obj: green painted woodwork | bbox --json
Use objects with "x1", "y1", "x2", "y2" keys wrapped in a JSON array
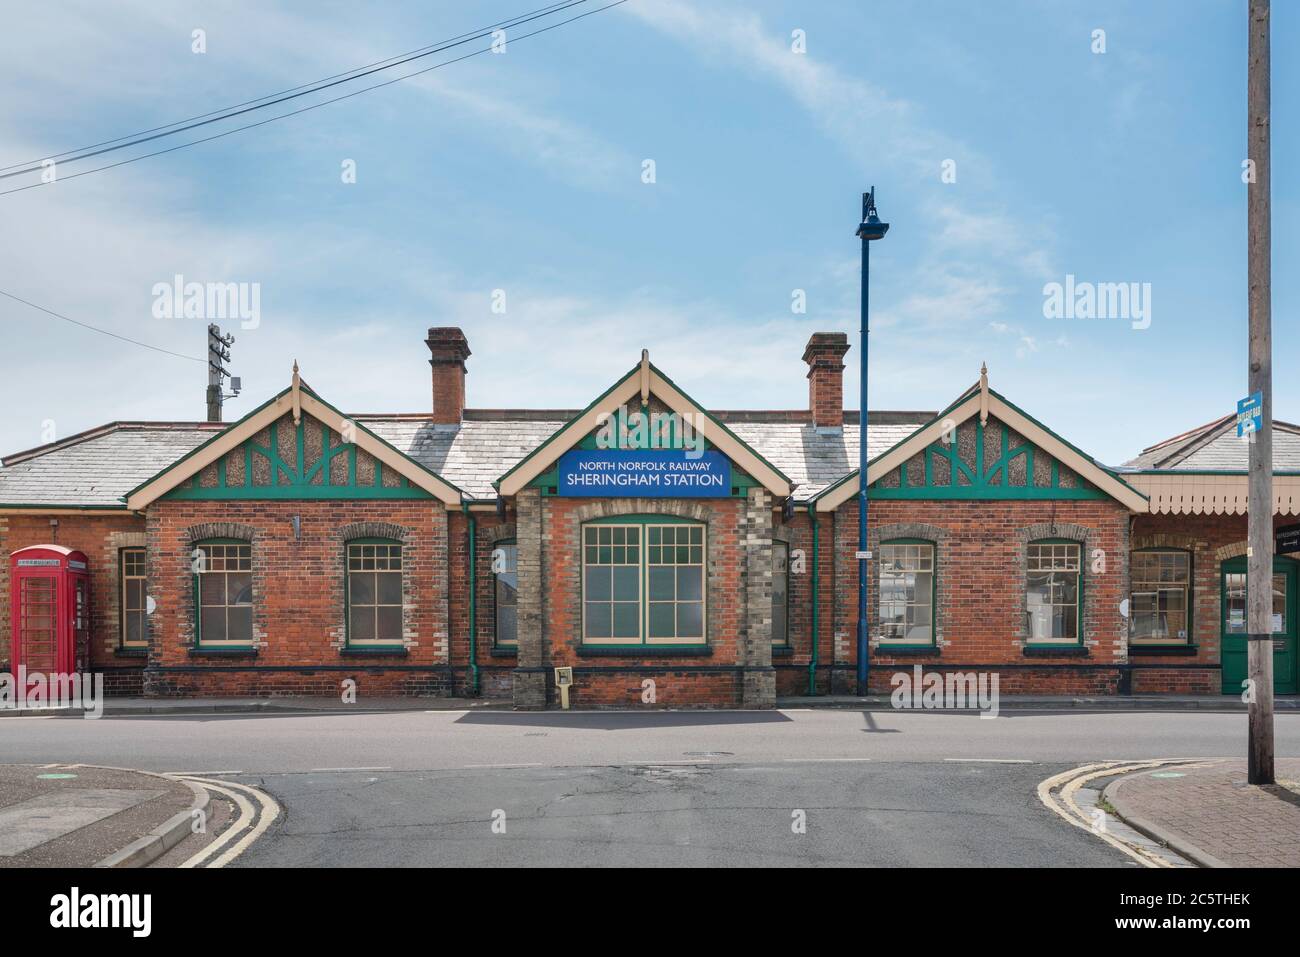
[
  {"x1": 870, "y1": 419, "x2": 1107, "y2": 501},
  {"x1": 163, "y1": 416, "x2": 433, "y2": 501},
  {"x1": 1220, "y1": 556, "x2": 1299, "y2": 696}
]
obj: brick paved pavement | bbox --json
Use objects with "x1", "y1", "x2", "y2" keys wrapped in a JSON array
[{"x1": 1106, "y1": 758, "x2": 1300, "y2": 867}]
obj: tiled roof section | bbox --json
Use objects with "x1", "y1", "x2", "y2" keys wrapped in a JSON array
[
  {"x1": 0, "y1": 410, "x2": 933, "y2": 507},
  {"x1": 727, "y1": 415, "x2": 929, "y2": 500},
  {"x1": 1124, "y1": 419, "x2": 1300, "y2": 471},
  {"x1": 363, "y1": 410, "x2": 932, "y2": 501},
  {"x1": 0, "y1": 424, "x2": 222, "y2": 507},
  {"x1": 360, "y1": 415, "x2": 569, "y2": 500}
]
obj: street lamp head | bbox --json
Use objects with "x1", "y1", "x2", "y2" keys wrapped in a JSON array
[{"x1": 856, "y1": 187, "x2": 890, "y2": 241}]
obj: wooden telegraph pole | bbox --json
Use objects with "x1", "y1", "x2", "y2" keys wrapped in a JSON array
[{"x1": 1246, "y1": 0, "x2": 1274, "y2": 785}]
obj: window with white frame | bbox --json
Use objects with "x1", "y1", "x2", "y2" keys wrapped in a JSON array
[
  {"x1": 1026, "y1": 541, "x2": 1081, "y2": 643},
  {"x1": 772, "y1": 540, "x2": 790, "y2": 646},
  {"x1": 1130, "y1": 550, "x2": 1190, "y2": 643},
  {"x1": 495, "y1": 541, "x2": 518, "y2": 647},
  {"x1": 878, "y1": 541, "x2": 935, "y2": 644}
]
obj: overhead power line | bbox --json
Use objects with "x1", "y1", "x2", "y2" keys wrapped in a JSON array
[
  {"x1": 0, "y1": 288, "x2": 206, "y2": 362},
  {"x1": 0, "y1": 0, "x2": 590, "y2": 180},
  {"x1": 0, "y1": 0, "x2": 629, "y2": 198}
]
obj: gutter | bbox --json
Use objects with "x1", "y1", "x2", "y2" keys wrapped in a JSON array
[
  {"x1": 807, "y1": 501, "x2": 819, "y2": 696},
  {"x1": 463, "y1": 504, "x2": 480, "y2": 696}
]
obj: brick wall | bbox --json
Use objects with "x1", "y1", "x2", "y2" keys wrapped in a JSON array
[
  {"x1": 142, "y1": 500, "x2": 449, "y2": 697},
  {"x1": 816, "y1": 499, "x2": 1132, "y2": 694},
  {"x1": 0, "y1": 512, "x2": 148, "y2": 692},
  {"x1": 1127, "y1": 512, "x2": 1298, "y2": 694},
  {"x1": 514, "y1": 491, "x2": 772, "y2": 709}
]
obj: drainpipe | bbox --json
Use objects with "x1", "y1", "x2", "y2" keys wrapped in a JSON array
[
  {"x1": 807, "y1": 502, "x2": 820, "y2": 696},
  {"x1": 463, "y1": 504, "x2": 480, "y2": 696}
]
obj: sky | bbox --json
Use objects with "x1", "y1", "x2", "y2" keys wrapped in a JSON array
[{"x1": 0, "y1": 0, "x2": 1294, "y2": 466}]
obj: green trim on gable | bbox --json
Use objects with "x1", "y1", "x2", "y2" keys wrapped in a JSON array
[
  {"x1": 493, "y1": 361, "x2": 792, "y2": 493},
  {"x1": 122, "y1": 381, "x2": 462, "y2": 505},
  {"x1": 164, "y1": 415, "x2": 433, "y2": 501},
  {"x1": 870, "y1": 418, "x2": 1108, "y2": 501}
]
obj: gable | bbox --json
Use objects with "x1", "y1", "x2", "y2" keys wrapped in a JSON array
[
  {"x1": 525, "y1": 395, "x2": 765, "y2": 498},
  {"x1": 813, "y1": 386, "x2": 1147, "y2": 512},
  {"x1": 869, "y1": 413, "x2": 1106, "y2": 500},
  {"x1": 124, "y1": 382, "x2": 462, "y2": 510},
  {"x1": 495, "y1": 357, "x2": 792, "y2": 498},
  {"x1": 161, "y1": 410, "x2": 435, "y2": 501}
]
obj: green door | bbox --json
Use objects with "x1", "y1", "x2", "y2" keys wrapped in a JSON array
[{"x1": 1221, "y1": 557, "x2": 1299, "y2": 695}]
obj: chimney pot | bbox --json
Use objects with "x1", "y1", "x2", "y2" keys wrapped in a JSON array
[
  {"x1": 426, "y1": 327, "x2": 471, "y2": 425},
  {"x1": 802, "y1": 332, "x2": 850, "y2": 429}
]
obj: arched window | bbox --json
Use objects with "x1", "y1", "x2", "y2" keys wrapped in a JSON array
[
  {"x1": 1025, "y1": 539, "x2": 1081, "y2": 644},
  {"x1": 346, "y1": 539, "x2": 403, "y2": 646},
  {"x1": 1130, "y1": 549, "x2": 1191, "y2": 644},
  {"x1": 772, "y1": 541, "x2": 790, "y2": 647},
  {"x1": 193, "y1": 539, "x2": 253, "y2": 647},
  {"x1": 119, "y1": 547, "x2": 148, "y2": 649},
  {"x1": 878, "y1": 539, "x2": 935, "y2": 645},
  {"x1": 494, "y1": 540, "x2": 518, "y2": 648}
]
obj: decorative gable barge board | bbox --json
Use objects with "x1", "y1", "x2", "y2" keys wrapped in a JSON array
[
  {"x1": 162, "y1": 413, "x2": 432, "y2": 501},
  {"x1": 495, "y1": 361, "x2": 792, "y2": 499},
  {"x1": 123, "y1": 384, "x2": 462, "y2": 511},
  {"x1": 811, "y1": 389, "x2": 1147, "y2": 513}
]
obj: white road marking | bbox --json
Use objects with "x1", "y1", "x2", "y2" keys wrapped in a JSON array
[
  {"x1": 783, "y1": 757, "x2": 873, "y2": 763},
  {"x1": 461, "y1": 762, "x2": 544, "y2": 769},
  {"x1": 167, "y1": 770, "x2": 244, "y2": 776},
  {"x1": 308, "y1": 766, "x2": 392, "y2": 772},
  {"x1": 943, "y1": 758, "x2": 1033, "y2": 764}
]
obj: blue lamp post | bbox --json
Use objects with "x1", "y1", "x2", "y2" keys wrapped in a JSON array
[{"x1": 855, "y1": 188, "x2": 888, "y2": 697}]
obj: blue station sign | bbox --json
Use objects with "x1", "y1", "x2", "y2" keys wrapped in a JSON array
[{"x1": 557, "y1": 449, "x2": 732, "y2": 498}]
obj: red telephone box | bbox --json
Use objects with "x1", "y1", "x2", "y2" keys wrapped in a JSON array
[{"x1": 9, "y1": 545, "x2": 89, "y2": 677}]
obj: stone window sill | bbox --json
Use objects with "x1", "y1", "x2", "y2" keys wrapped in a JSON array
[
  {"x1": 489, "y1": 647, "x2": 518, "y2": 658},
  {"x1": 577, "y1": 645, "x2": 712, "y2": 657},
  {"x1": 189, "y1": 647, "x2": 258, "y2": 658},
  {"x1": 115, "y1": 647, "x2": 148, "y2": 658},
  {"x1": 340, "y1": 646, "x2": 409, "y2": 657},
  {"x1": 1128, "y1": 644, "x2": 1199, "y2": 657},
  {"x1": 1022, "y1": 645, "x2": 1089, "y2": 658},
  {"x1": 873, "y1": 645, "x2": 940, "y2": 657}
]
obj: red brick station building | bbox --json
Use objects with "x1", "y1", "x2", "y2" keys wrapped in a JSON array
[{"x1": 3, "y1": 328, "x2": 1299, "y2": 708}]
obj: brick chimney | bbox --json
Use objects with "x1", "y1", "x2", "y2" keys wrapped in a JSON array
[
  {"x1": 426, "y1": 327, "x2": 471, "y2": 425},
  {"x1": 802, "y1": 332, "x2": 850, "y2": 429}
]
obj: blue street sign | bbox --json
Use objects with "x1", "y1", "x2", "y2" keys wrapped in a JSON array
[
  {"x1": 557, "y1": 449, "x2": 731, "y2": 498},
  {"x1": 1237, "y1": 392, "x2": 1263, "y2": 437}
]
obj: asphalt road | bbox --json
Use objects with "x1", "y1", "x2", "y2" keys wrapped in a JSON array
[{"x1": 3, "y1": 708, "x2": 1297, "y2": 866}]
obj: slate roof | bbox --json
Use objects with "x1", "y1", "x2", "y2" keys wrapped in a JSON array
[
  {"x1": 1123, "y1": 417, "x2": 1300, "y2": 472},
  {"x1": 0, "y1": 424, "x2": 223, "y2": 508},
  {"x1": 0, "y1": 410, "x2": 933, "y2": 507}
]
